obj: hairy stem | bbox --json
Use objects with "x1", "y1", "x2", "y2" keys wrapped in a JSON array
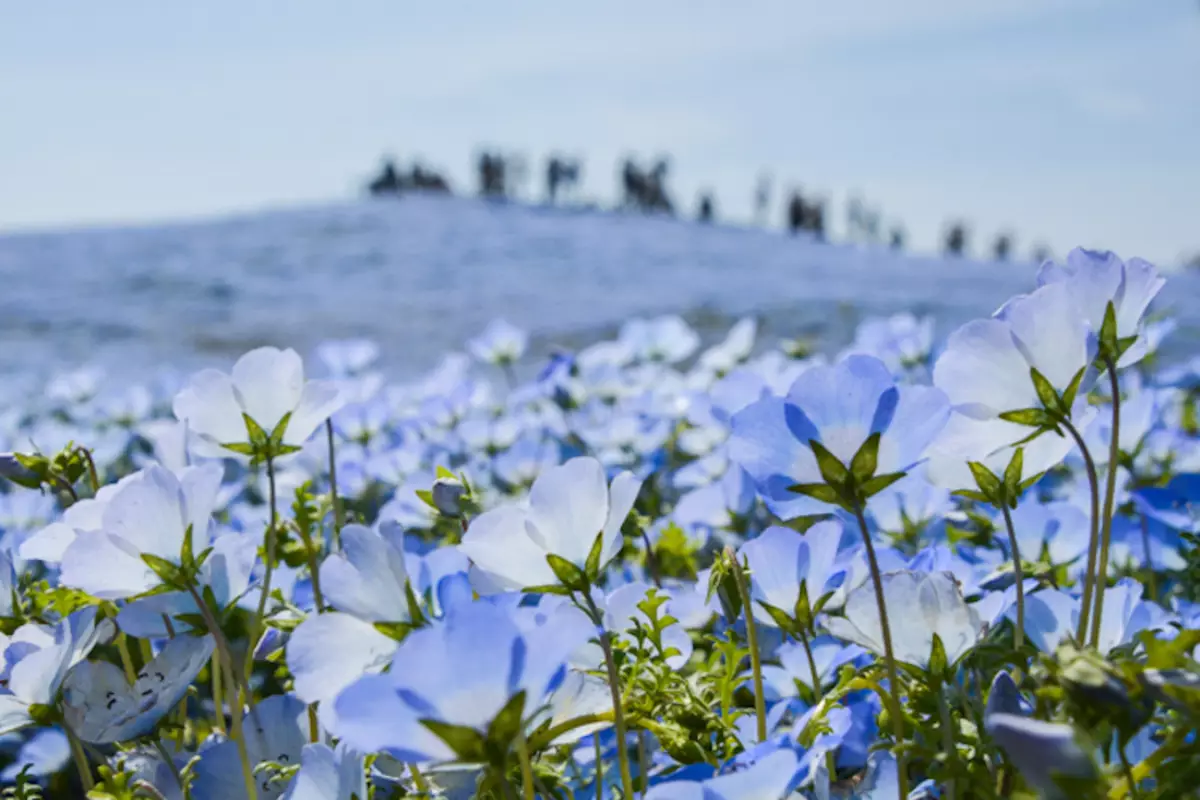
[
  {"x1": 999, "y1": 503, "x2": 1026, "y2": 651},
  {"x1": 852, "y1": 504, "x2": 908, "y2": 800},
  {"x1": 582, "y1": 593, "x2": 635, "y2": 800},
  {"x1": 66, "y1": 726, "x2": 94, "y2": 792},
  {"x1": 1090, "y1": 361, "x2": 1121, "y2": 649},
  {"x1": 245, "y1": 455, "x2": 279, "y2": 690},
  {"x1": 729, "y1": 553, "x2": 767, "y2": 743},
  {"x1": 1061, "y1": 419, "x2": 1101, "y2": 641}
]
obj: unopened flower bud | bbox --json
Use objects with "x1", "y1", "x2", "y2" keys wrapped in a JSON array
[{"x1": 432, "y1": 476, "x2": 466, "y2": 517}]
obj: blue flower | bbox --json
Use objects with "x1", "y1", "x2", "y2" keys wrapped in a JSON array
[
  {"x1": 738, "y1": 522, "x2": 842, "y2": 627},
  {"x1": 643, "y1": 747, "x2": 798, "y2": 800},
  {"x1": 191, "y1": 693, "x2": 308, "y2": 800},
  {"x1": 330, "y1": 600, "x2": 590, "y2": 763},
  {"x1": 985, "y1": 714, "x2": 1097, "y2": 799},
  {"x1": 280, "y1": 742, "x2": 367, "y2": 800},
  {"x1": 467, "y1": 319, "x2": 528, "y2": 366},
  {"x1": 729, "y1": 355, "x2": 949, "y2": 518}
]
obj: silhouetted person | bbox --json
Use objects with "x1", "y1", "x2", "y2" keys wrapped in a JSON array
[
  {"x1": 620, "y1": 158, "x2": 644, "y2": 209},
  {"x1": 1031, "y1": 244, "x2": 1053, "y2": 264},
  {"x1": 993, "y1": 233, "x2": 1014, "y2": 262},
  {"x1": 787, "y1": 191, "x2": 804, "y2": 235},
  {"x1": 645, "y1": 157, "x2": 674, "y2": 214},
  {"x1": 754, "y1": 174, "x2": 771, "y2": 226},
  {"x1": 547, "y1": 156, "x2": 563, "y2": 204},
  {"x1": 944, "y1": 222, "x2": 968, "y2": 257},
  {"x1": 697, "y1": 193, "x2": 715, "y2": 223},
  {"x1": 806, "y1": 199, "x2": 826, "y2": 240},
  {"x1": 368, "y1": 158, "x2": 401, "y2": 196},
  {"x1": 889, "y1": 226, "x2": 906, "y2": 251},
  {"x1": 478, "y1": 152, "x2": 507, "y2": 197}
]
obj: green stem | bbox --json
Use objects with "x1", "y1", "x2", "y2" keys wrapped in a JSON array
[
  {"x1": 154, "y1": 739, "x2": 186, "y2": 794},
  {"x1": 797, "y1": 628, "x2": 823, "y2": 702},
  {"x1": 729, "y1": 553, "x2": 767, "y2": 743},
  {"x1": 66, "y1": 726, "x2": 94, "y2": 792},
  {"x1": 1090, "y1": 361, "x2": 1121, "y2": 649},
  {"x1": 998, "y1": 503, "x2": 1026, "y2": 651},
  {"x1": 408, "y1": 762, "x2": 431, "y2": 796},
  {"x1": 211, "y1": 652, "x2": 226, "y2": 735},
  {"x1": 326, "y1": 419, "x2": 344, "y2": 551},
  {"x1": 851, "y1": 504, "x2": 908, "y2": 800},
  {"x1": 297, "y1": 523, "x2": 326, "y2": 613},
  {"x1": 581, "y1": 594, "x2": 635, "y2": 800},
  {"x1": 115, "y1": 632, "x2": 137, "y2": 684},
  {"x1": 75, "y1": 446, "x2": 100, "y2": 495},
  {"x1": 937, "y1": 683, "x2": 959, "y2": 800},
  {"x1": 246, "y1": 455, "x2": 279, "y2": 688},
  {"x1": 528, "y1": 712, "x2": 614, "y2": 753},
  {"x1": 638, "y1": 730, "x2": 649, "y2": 794},
  {"x1": 516, "y1": 730, "x2": 536, "y2": 800},
  {"x1": 1117, "y1": 741, "x2": 1141, "y2": 800},
  {"x1": 1061, "y1": 419, "x2": 1101, "y2": 642}
]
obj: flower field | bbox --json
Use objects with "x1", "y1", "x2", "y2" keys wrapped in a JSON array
[{"x1": 0, "y1": 248, "x2": 1197, "y2": 799}]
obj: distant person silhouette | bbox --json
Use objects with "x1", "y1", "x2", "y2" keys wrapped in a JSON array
[
  {"x1": 1031, "y1": 244, "x2": 1053, "y2": 264},
  {"x1": 889, "y1": 226, "x2": 906, "y2": 251},
  {"x1": 993, "y1": 233, "x2": 1014, "y2": 261},
  {"x1": 754, "y1": 174, "x2": 771, "y2": 226},
  {"x1": 944, "y1": 222, "x2": 968, "y2": 257},
  {"x1": 368, "y1": 158, "x2": 401, "y2": 195},
  {"x1": 697, "y1": 193, "x2": 715, "y2": 223},
  {"x1": 787, "y1": 191, "x2": 804, "y2": 235}
]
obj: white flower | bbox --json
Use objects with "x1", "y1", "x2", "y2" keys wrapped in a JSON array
[
  {"x1": 173, "y1": 347, "x2": 343, "y2": 458},
  {"x1": 459, "y1": 457, "x2": 642, "y2": 592}
]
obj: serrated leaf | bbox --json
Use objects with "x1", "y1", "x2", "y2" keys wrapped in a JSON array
[
  {"x1": 788, "y1": 482, "x2": 845, "y2": 506},
  {"x1": 849, "y1": 433, "x2": 881, "y2": 484},
  {"x1": 858, "y1": 471, "x2": 906, "y2": 499},
  {"x1": 545, "y1": 553, "x2": 587, "y2": 590},
  {"x1": 809, "y1": 440, "x2": 849, "y2": 487},
  {"x1": 1029, "y1": 368, "x2": 1063, "y2": 414},
  {"x1": 1003, "y1": 448, "x2": 1024, "y2": 501},
  {"x1": 968, "y1": 461, "x2": 1003, "y2": 502},
  {"x1": 420, "y1": 720, "x2": 487, "y2": 763}
]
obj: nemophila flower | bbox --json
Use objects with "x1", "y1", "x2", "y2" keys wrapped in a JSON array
[
  {"x1": 0, "y1": 727, "x2": 69, "y2": 783},
  {"x1": 620, "y1": 316, "x2": 700, "y2": 364},
  {"x1": 844, "y1": 313, "x2": 935, "y2": 375},
  {"x1": 1133, "y1": 474, "x2": 1200, "y2": 534},
  {"x1": 58, "y1": 464, "x2": 223, "y2": 600},
  {"x1": 738, "y1": 523, "x2": 842, "y2": 630},
  {"x1": 868, "y1": 471, "x2": 953, "y2": 539},
  {"x1": 285, "y1": 525, "x2": 412, "y2": 714},
  {"x1": 1037, "y1": 248, "x2": 1165, "y2": 368},
  {"x1": 191, "y1": 693, "x2": 307, "y2": 800},
  {"x1": 825, "y1": 570, "x2": 985, "y2": 670},
  {"x1": 331, "y1": 600, "x2": 591, "y2": 763},
  {"x1": 696, "y1": 317, "x2": 757, "y2": 375},
  {"x1": 1001, "y1": 501, "x2": 1090, "y2": 573},
  {"x1": 279, "y1": 742, "x2": 367, "y2": 800},
  {"x1": 315, "y1": 338, "x2": 380, "y2": 377},
  {"x1": 467, "y1": 319, "x2": 528, "y2": 366},
  {"x1": 927, "y1": 281, "x2": 1097, "y2": 489},
  {"x1": 761, "y1": 636, "x2": 864, "y2": 699},
  {"x1": 645, "y1": 747, "x2": 798, "y2": 800},
  {"x1": 729, "y1": 355, "x2": 949, "y2": 518},
  {"x1": 581, "y1": 581, "x2": 693, "y2": 670},
  {"x1": 985, "y1": 714, "x2": 1097, "y2": 799},
  {"x1": 61, "y1": 634, "x2": 214, "y2": 743},
  {"x1": 459, "y1": 456, "x2": 641, "y2": 592},
  {"x1": 0, "y1": 609, "x2": 107, "y2": 736},
  {"x1": 1020, "y1": 579, "x2": 1171, "y2": 654},
  {"x1": 117, "y1": 532, "x2": 258, "y2": 639},
  {"x1": 173, "y1": 346, "x2": 344, "y2": 459}
]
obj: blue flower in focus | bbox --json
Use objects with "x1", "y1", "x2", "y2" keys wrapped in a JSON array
[
  {"x1": 738, "y1": 522, "x2": 843, "y2": 629},
  {"x1": 280, "y1": 742, "x2": 367, "y2": 800},
  {"x1": 643, "y1": 747, "x2": 798, "y2": 800},
  {"x1": 331, "y1": 600, "x2": 591, "y2": 763},
  {"x1": 729, "y1": 355, "x2": 949, "y2": 518}
]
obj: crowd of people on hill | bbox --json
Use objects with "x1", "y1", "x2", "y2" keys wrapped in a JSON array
[{"x1": 364, "y1": 151, "x2": 1050, "y2": 261}]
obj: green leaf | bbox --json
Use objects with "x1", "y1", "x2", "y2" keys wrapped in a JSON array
[
  {"x1": 849, "y1": 433, "x2": 881, "y2": 484},
  {"x1": 268, "y1": 411, "x2": 293, "y2": 450},
  {"x1": 998, "y1": 408, "x2": 1057, "y2": 428},
  {"x1": 545, "y1": 554, "x2": 587, "y2": 590},
  {"x1": 435, "y1": 465, "x2": 457, "y2": 481},
  {"x1": 140, "y1": 554, "x2": 182, "y2": 588},
  {"x1": 788, "y1": 482, "x2": 845, "y2": 506},
  {"x1": 808, "y1": 440, "x2": 849, "y2": 487},
  {"x1": 1061, "y1": 366, "x2": 1087, "y2": 412},
  {"x1": 415, "y1": 488, "x2": 436, "y2": 508},
  {"x1": 929, "y1": 633, "x2": 947, "y2": 678},
  {"x1": 1003, "y1": 448, "x2": 1024, "y2": 501},
  {"x1": 757, "y1": 601, "x2": 797, "y2": 634},
  {"x1": 220, "y1": 442, "x2": 257, "y2": 456},
  {"x1": 1115, "y1": 334, "x2": 1139, "y2": 359},
  {"x1": 584, "y1": 531, "x2": 605, "y2": 583},
  {"x1": 374, "y1": 621, "x2": 414, "y2": 641},
  {"x1": 1098, "y1": 300, "x2": 1119, "y2": 356},
  {"x1": 952, "y1": 489, "x2": 991, "y2": 503},
  {"x1": 521, "y1": 584, "x2": 572, "y2": 596},
  {"x1": 420, "y1": 720, "x2": 487, "y2": 763},
  {"x1": 1029, "y1": 368, "x2": 1063, "y2": 414},
  {"x1": 1018, "y1": 470, "x2": 1046, "y2": 493},
  {"x1": 968, "y1": 461, "x2": 1003, "y2": 503},
  {"x1": 180, "y1": 524, "x2": 195, "y2": 572},
  {"x1": 858, "y1": 471, "x2": 906, "y2": 500},
  {"x1": 485, "y1": 691, "x2": 527, "y2": 756},
  {"x1": 243, "y1": 413, "x2": 269, "y2": 447}
]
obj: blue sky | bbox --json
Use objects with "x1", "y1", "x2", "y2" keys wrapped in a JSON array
[{"x1": 2, "y1": 1, "x2": 1197, "y2": 263}]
